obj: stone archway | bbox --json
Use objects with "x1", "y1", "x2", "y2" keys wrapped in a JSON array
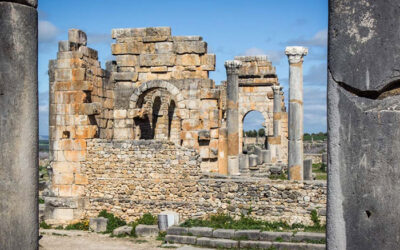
[
  {"x1": 130, "y1": 80, "x2": 184, "y2": 144},
  {"x1": 241, "y1": 110, "x2": 270, "y2": 152}
]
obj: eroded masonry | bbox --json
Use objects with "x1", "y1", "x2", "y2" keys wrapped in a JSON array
[{"x1": 46, "y1": 27, "x2": 325, "y2": 225}]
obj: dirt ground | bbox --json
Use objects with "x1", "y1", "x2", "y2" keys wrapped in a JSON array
[{"x1": 39, "y1": 229, "x2": 210, "y2": 250}]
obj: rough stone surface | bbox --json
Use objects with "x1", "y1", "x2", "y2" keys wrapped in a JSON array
[
  {"x1": 197, "y1": 237, "x2": 238, "y2": 249},
  {"x1": 89, "y1": 217, "x2": 108, "y2": 233},
  {"x1": 0, "y1": 2, "x2": 38, "y2": 249},
  {"x1": 135, "y1": 224, "x2": 159, "y2": 237},
  {"x1": 188, "y1": 227, "x2": 213, "y2": 237},
  {"x1": 328, "y1": 1, "x2": 400, "y2": 249},
  {"x1": 167, "y1": 226, "x2": 189, "y2": 236},
  {"x1": 113, "y1": 225, "x2": 132, "y2": 236},
  {"x1": 212, "y1": 229, "x2": 236, "y2": 239},
  {"x1": 234, "y1": 230, "x2": 260, "y2": 240},
  {"x1": 166, "y1": 235, "x2": 197, "y2": 245}
]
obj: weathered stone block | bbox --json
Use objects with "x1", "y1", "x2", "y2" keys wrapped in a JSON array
[
  {"x1": 188, "y1": 227, "x2": 213, "y2": 237},
  {"x1": 174, "y1": 41, "x2": 207, "y2": 54},
  {"x1": 176, "y1": 54, "x2": 200, "y2": 66},
  {"x1": 89, "y1": 217, "x2": 108, "y2": 233},
  {"x1": 166, "y1": 235, "x2": 197, "y2": 245},
  {"x1": 197, "y1": 237, "x2": 238, "y2": 248},
  {"x1": 68, "y1": 29, "x2": 87, "y2": 46},
  {"x1": 172, "y1": 36, "x2": 202, "y2": 42},
  {"x1": 139, "y1": 54, "x2": 176, "y2": 66},
  {"x1": 116, "y1": 55, "x2": 139, "y2": 66},
  {"x1": 135, "y1": 224, "x2": 159, "y2": 237},
  {"x1": 213, "y1": 229, "x2": 235, "y2": 239},
  {"x1": 155, "y1": 42, "x2": 173, "y2": 53},
  {"x1": 200, "y1": 54, "x2": 216, "y2": 71},
  {"x1": 167, "y1": 226, "x2": 188, "y2": 236},
  {"x1": 113, "y1": 225, "x2": 133, "y2": 236},
  {"x1": 234, "y1": 230, "x2": 260, "y2": 240}
]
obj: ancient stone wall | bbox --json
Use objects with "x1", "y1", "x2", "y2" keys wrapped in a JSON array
[
  {"x1": 81, "y1": 139, "x2": 326, "y2": 225},
  {"x1": 48, "y1": 29, "x2": 111, "y2": 222}
]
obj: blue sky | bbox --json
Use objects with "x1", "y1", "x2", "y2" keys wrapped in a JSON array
[{"x1": 38, "y1": 0, "x2": 328, "y2": 136}]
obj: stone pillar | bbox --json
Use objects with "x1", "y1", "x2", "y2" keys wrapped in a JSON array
[
  {"x1": 285, "y1": 46, "x2": 307, "y2": 181},
  {"x1": 269, "y1": 85, "x2": 283, "y2": 162},
  {"x1": 303, "y1": 159, "x2": 312, "y2": 181},
  {"x1": 0, "y1": 1, "x2": 38, "y2": 249},
  {"x1": 224, "y1": 60, "x2": 242, "y2": 175},
  {"x1": 272, "y1": 85, "x2": 282, "y2": 137},
  {"x1": 328, "y1": 1, "x2": 400, "y2": 249}
]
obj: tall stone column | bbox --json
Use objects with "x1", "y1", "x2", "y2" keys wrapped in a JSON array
[
  {"x1": 285, "y1": 46, "x2": 307, "y2": 181},
  {"x1": 0, "y1": 0, "x2": 38, "y2": 249},
  {"x1": 272, "y1": 85, "x2": 283, "y2": 137},
  {"x1": 224, "y1": 60, "x2": 242, "y2": 175},
  {"x1": 328, "y1": 1, "x2": 400, "y2": 249}
]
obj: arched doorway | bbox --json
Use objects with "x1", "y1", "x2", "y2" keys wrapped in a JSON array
[{"x1": 242, "y1": 110, "x2": 267, "y2": 151}]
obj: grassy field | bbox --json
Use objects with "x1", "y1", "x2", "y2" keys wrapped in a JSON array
[{"x1": 312, "y1": 163, "x2": 327, "y2": 180}]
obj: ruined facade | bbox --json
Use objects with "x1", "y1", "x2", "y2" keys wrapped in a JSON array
[{"x1": 46, "y1": 27, "x2": 298, "y2": 224}]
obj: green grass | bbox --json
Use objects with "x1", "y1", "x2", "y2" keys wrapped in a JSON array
[
  {"x1": 180, "y1": 213, "x2": 325, "y2": 233},
  {"x1": 269, "y1": 172, "x2": 287, "y2": 180},
  {"x1": 40, "y1": 221, "x2": 52, "y2": 229},
  {"x1": 157, "y1": 231, "x2": 167, "y2": 241},
  {"x1": 303, "y1": 133, "x2": 327, "y2": 141},
  {"x1": 65, "y1": 220, "x2": 89, "y2": 231},
  {"x1": 39, "y1": 198, "x2": 45, "y2": 204},
  {"x1": 312, "y1": 163, "x2": 327, "y2": 180}
]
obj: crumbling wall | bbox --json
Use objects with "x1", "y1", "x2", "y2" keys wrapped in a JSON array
[
  {"x1": 47, "y1": 29, "x2": 111, "y2": 223},
  {"x1": 109, "y1": 27, "x2": 220, "y2": 172},
  {"x1": 82, "y1": 139, "x2": 326, "y2": 225}
]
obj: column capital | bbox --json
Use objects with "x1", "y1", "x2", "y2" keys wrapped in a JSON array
[
  {"x1": 224, "y1": 60, "x2": 242, "y2": 74},
  {"x1": 272, "y1": 85, "x2": 283, "y2": 94},
  {"x1": 285, "y1": 46, "x2": 308, "y2": 64}
]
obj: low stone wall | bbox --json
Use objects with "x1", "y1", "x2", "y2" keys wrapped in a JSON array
[
  {"x1": 82, "y1": 139, "x2": 326, "y2": 225},
  {"x1": 304, "y1": 154, "x2": 322, "y2": 164},
  {"x1": 166, "y1": 226, "x2": 325, "y2": 249}
]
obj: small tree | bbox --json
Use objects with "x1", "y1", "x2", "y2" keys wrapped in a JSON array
[{"x1": 258, "y1": 128, "x2": 265, "y2": 137}]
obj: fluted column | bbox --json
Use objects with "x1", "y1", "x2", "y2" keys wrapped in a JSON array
[
  {"x1": 224, "y1": 60, "x2": 242, "y2": 175},
  {"x1": 285, "y1": 46, "x2": 308, "y2": 181},
  {"x1": 0, "y1": 0, "x2": 38, "y2": 249}
]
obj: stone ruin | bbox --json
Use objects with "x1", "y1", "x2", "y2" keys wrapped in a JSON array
[{"x1": 43, "y1": 27, "x2": 325, "y2": 225}]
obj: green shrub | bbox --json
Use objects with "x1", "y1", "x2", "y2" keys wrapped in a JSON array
[
  {"x1": 136, "y1": 213, "x2": 157, "y2": 225},
  {"x1": 180, "y1": 213, "x2": 326, "y2": 233},
  {"x1": 311, "y1": 210, "x2": 321, "y2": 227},
  {"x1": 65, "y1": 220, "x2": 89, "y2": 231},
  {"x1": 40, "y1": 221, "x2": 51, "y2": 229},
  {"x1": 39, "y1": 198, "x2": 45, "y2": 204},
  {"x1": 98, "y1": 210, "x2": 126, "y2": 234},
  {"x1": 156, "y1": 231, "x2": 167, "y2": 241}
]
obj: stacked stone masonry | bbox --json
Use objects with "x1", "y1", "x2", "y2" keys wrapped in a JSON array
[
  {"x1": 47, "y1": 27, "x2": 303, "y2": 224},
  {"x1": 78, "y1": 140, "x2": 326, "y2": 225}
]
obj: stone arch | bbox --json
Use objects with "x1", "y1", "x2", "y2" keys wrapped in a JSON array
[
  {"x1": 129, "y1": 80, "x2": 184, "y2": 109},
  {"x1": 130, "y1": 80, "x2": 184, "y2": 142},
  {"x1": 240, "y1": 109, "x2": 271, "y2": 152}
]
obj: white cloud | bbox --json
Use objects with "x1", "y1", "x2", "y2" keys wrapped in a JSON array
[
  {"x1": 287, "y1": 29, "x2": 327, "y2": 48},
  {"x1": 39, "y1": 20, "x2": 59, "y2": 43},
  {"x1": 243, "y1": 47, "x2": 265, "y2": 56}
]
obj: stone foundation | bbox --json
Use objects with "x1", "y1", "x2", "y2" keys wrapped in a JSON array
[{"x1": 54, "y1": 139, "x2": 329, "y2": 226}]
